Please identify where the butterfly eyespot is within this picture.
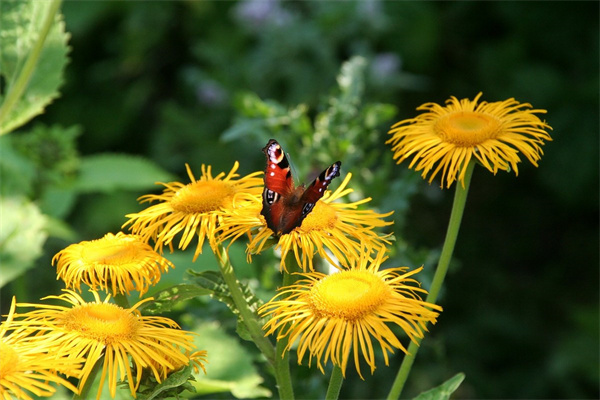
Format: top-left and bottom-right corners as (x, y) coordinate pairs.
(302, 202), (315, 216)
(263, 188), (279, 205)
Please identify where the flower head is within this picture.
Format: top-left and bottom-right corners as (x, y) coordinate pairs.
(123, 162), (263, 260)
(0, 298), (81, 400)
(219, 173), (393, 272)
(259, 251), (442, 378)
(16, 290), (204, 400)
(53, 232), (173, 297)
(387, 93), (552, 188)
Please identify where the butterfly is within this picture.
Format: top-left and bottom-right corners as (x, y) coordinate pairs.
(261, 139), (341, 236)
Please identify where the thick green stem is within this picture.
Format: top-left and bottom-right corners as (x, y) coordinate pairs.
(214, 246), (276, 365)
(0, 0), (62, 131)
(325, 365), (344, 400)
(387, 161), (475, 400)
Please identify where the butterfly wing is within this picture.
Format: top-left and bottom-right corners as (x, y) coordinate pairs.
(295, 161), (341, 225)
(261, 139), (295, 234)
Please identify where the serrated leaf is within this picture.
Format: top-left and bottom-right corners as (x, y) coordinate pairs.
(413, 373), (466, 400)
(73, 154), (175, 193)
(138, 365), (195, 400)
(0, 0), (70, 135)
(140, 284), (212, 315)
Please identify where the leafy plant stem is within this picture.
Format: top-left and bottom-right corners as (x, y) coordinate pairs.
(0, 0), (62, 131)
(386, 160), (475, 400)
(213, 246), (276, 365)
(273, 255), (299, 400)
(325, 365), (344, 400)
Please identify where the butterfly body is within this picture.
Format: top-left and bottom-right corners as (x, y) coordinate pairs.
(261, 139), (341, 236)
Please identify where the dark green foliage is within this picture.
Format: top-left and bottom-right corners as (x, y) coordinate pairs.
(1, 1), (597, 399)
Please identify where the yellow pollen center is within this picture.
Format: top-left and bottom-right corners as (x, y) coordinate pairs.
(0, 342), (18, 378)
(81, 240), (137, 265)
(299, 202), (337, 232)
(62, 303), (139, 345)
(435, 111), (501, 146)
(309, 270), (389, 321)
(170, 181), (235, 214)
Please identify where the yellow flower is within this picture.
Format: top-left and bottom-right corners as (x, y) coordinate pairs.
(219, 173), (393, 272)
(0, 298), (81, 400)
(148, 349), (208, 376)
(387, 93), (552, 188)
(123, 162), (263, 261)
(259, 250), (442, 378)
(16, 290), (204, 400)
(53, 232), (173, 297)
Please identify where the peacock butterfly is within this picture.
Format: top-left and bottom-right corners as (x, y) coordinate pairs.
(261, 139), (341, 236)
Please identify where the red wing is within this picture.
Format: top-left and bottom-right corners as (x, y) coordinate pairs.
(260, 139), (341, 236)
(301, 161), (341, 204)
(261, 139), (295, 234)
(263, 139), (294, 196)
(269, 162), (342, 236)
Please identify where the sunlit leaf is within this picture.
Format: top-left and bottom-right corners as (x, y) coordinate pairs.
(0, 197), (47, 287)
(0, 0), (70, 135)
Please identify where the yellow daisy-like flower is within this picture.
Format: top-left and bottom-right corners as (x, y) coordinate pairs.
(123, 162), (263, 261)
(259, 250), (442, 378)
(53, 232), (173, 297)
(219, 173), (393, 272)
(387, 92), (552, 188)
(0, 298), (81, 400)
(16, 290), (203, 400)
(148, 349), (208, 376)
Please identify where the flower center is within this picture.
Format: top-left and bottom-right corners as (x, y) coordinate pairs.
(170, 181), (235, 214)
(61, 303), (139, 345)
(299, 202), (337, 232)
(0, 342), (18, 378)
(435, 111), (501, 146)
(309, 270), (390, 321)
(81, 238), (138, 265)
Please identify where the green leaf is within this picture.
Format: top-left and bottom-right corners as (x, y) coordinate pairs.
(0, 0), (70, 135)
(192, 321), (271, 399)
(73, 154), (175, 193)
(187, 270), (266, 341)
(0, 197), (48, 287)
(140, 284), (212, 315)
(138, 364), (195, 400)
(413, 373), (466, 400)
(0, 136), (36, 197)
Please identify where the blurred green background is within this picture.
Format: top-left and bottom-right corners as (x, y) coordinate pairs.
(2, 1), (598, 399)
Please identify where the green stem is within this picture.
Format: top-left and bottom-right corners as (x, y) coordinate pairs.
(72, 355), (104, 400)
(325, 365), (344, 400)
(273, 256), (299, 400)
(214, 246), (277, 366)
(386, 161), (475, 400)
(0, 0), (62, 131)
